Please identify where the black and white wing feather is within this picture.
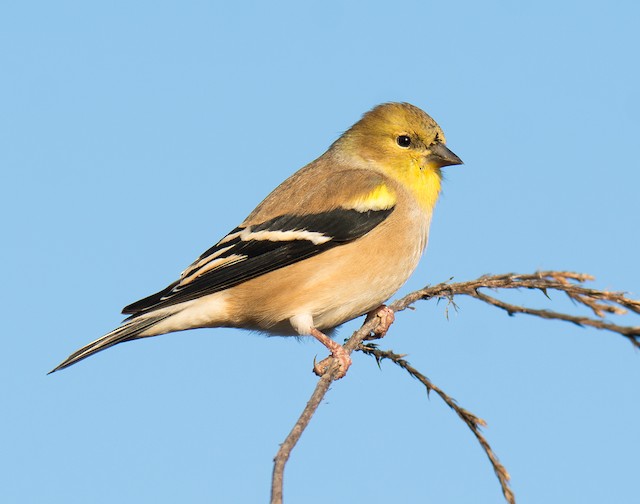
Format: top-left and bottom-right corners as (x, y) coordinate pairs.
(122, 207), (394, 316)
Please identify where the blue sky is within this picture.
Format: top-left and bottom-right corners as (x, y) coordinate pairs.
(3, 1), (639, 503)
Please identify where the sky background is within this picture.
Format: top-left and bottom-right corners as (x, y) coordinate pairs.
(3, 1), (639, 503)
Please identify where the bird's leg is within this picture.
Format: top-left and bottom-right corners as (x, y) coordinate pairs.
(311, 327), (352, 379)
(364, 305), (395, 340)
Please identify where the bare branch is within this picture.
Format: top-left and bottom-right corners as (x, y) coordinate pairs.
(270, 311), (386, 504)
(358, 344), (515, 504)
(391, 271), (640, 348)
(471, 290), (640, 342)
(270, 271), (640, 504)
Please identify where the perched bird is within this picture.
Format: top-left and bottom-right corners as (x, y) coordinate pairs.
(50, 102), (462, 378)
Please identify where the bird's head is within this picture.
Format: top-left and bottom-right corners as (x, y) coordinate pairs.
(333, 102), (462, 209)
(336, 102), (462, 173)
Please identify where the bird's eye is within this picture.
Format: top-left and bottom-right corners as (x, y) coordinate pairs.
(396, 135), (412, 148)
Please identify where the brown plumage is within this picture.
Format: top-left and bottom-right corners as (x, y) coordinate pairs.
(50, 102), (462, 377)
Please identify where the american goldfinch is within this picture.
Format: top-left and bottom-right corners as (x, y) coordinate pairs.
(50, 102), (462, 378)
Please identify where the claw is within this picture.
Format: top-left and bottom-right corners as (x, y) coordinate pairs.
(310, 327), (352, 379)
(364, 305), (395, 340)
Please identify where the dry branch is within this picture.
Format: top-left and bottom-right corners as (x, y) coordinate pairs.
(358, 344), (515, 504)
(395, 271), (640, 349)
(270, 271), (640, 504)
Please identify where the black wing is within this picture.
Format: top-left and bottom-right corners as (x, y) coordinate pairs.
(122, 207), (394, 316)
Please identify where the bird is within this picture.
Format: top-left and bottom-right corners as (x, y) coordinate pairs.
(50, 102), (462, 378)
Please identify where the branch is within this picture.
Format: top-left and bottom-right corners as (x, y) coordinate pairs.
(270, 312), (383, 504)
(270, 271), (640, 504)
(358, 344), (515, 504)
(397, 271), (640, 348)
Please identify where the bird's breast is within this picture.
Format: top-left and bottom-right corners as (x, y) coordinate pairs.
(222, 193), (432, 334)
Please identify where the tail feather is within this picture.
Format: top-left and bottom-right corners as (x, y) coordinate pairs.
(48, 312), (175, 374)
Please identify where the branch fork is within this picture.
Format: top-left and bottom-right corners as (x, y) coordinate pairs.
(270, 271), (640, 504)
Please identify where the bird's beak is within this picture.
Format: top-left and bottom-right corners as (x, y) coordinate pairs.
(426, 143), (463, 168)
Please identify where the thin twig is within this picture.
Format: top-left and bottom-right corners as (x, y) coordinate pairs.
(270, 271), (640, 503)
(358, 344), (515, 504)
(270, 312), (383, 504)
(396, 271), (640, 348)
(270, 373), (333, 504)
(471, 290), (640, 343)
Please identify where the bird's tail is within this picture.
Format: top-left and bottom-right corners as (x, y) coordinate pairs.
(48, 311), (176, 374)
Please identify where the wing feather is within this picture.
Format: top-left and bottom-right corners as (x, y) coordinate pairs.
(122, 207), (393, 315)
(122, 169), (398, 316)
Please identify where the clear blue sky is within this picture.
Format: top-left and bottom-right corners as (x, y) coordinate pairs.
(3, 1), (639, 503)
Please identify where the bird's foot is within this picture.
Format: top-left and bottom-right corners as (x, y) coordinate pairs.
(310, 327), (352, 379)
(364, 305), (395, 340)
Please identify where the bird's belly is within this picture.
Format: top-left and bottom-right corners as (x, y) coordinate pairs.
(224, 216), (428, 334)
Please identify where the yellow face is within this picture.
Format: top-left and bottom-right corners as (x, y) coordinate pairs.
(336, 102), (462, 210)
